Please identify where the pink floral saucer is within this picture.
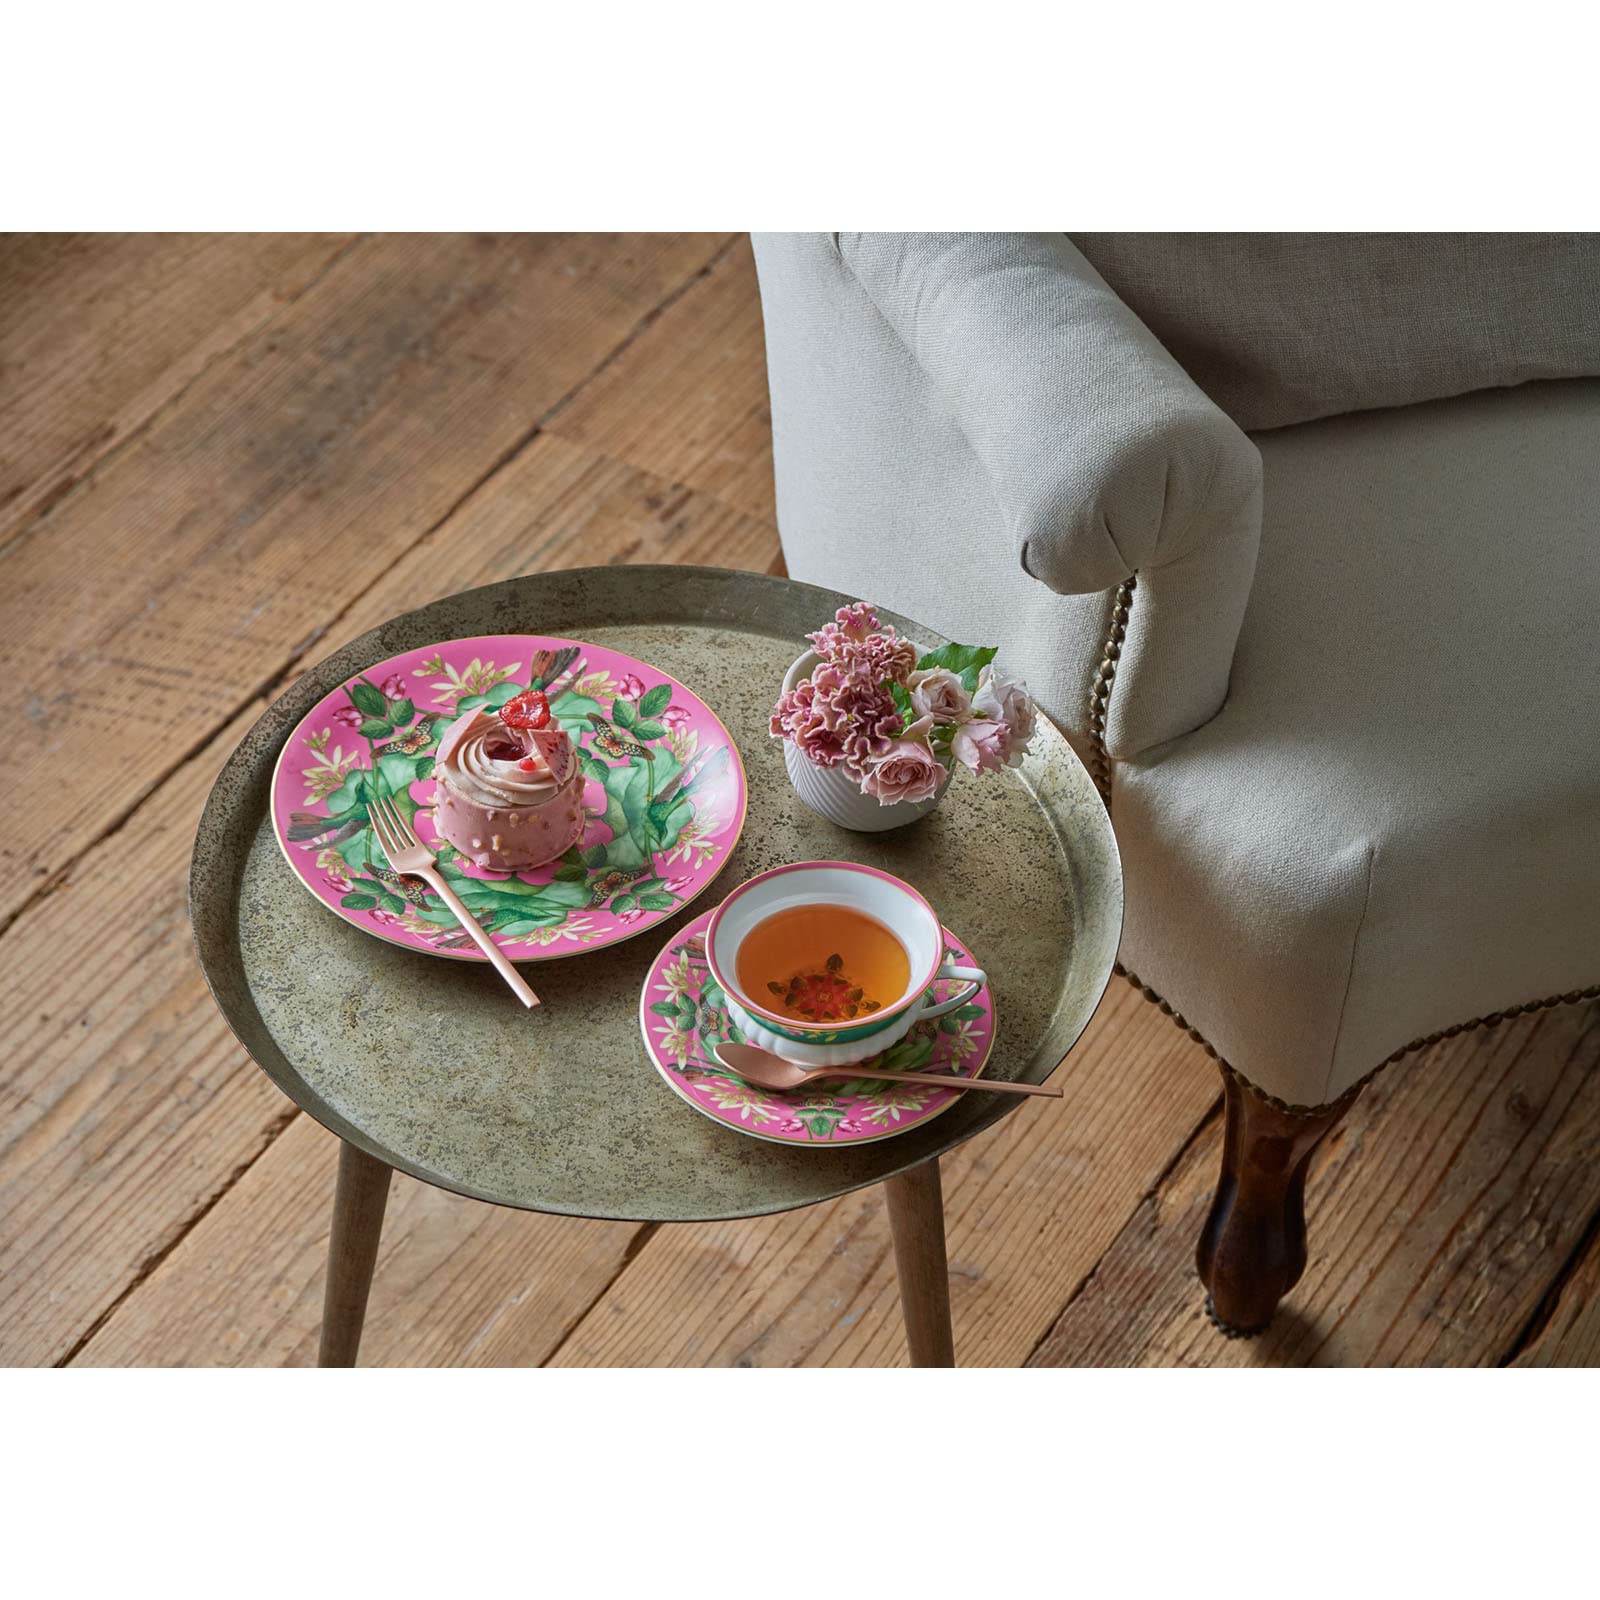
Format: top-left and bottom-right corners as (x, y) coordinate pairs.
(639, 906), (996, 1146)
(270, 635), (747, 961)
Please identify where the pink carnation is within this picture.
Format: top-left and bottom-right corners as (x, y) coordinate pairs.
(771, 659), (903, 775)
(807, 601), (917, 687)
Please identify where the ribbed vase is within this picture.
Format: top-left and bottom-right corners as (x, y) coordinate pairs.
(780, 650), (949, 834)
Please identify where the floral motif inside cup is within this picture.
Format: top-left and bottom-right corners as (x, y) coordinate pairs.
(705, 861), (986, 1066)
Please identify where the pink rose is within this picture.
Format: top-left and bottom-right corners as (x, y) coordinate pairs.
(908, 667), (971, 724)
(860, 716), (945, 806)
(971, 665), (1036, 767)
(616, 674), (645, 701)
(380, 673), (408, 699)
(951, 718), (1008, 774)
(660, 705), (693, 731)
(333, 706), (363, 729)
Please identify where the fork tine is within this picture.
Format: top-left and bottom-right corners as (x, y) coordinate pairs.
(387, 796), (418, 847)
(367, 793), (396, 857)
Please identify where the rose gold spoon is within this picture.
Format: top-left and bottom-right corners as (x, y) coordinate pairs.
(713, 1041), (1061, 1098)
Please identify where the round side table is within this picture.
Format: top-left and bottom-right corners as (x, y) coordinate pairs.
(190, 567), (1121, 1366)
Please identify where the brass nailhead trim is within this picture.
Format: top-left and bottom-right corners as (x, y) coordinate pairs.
(1116, 961), (1600, 1118)
(1087, 575), (1137, 807)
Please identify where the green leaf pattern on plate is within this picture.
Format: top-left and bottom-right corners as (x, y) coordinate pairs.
(300, 659), (721, 948)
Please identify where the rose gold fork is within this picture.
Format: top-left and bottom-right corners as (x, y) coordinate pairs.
(366, 791), (540, 1009)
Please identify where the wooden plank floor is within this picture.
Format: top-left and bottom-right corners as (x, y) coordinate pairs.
(3, 232), (1596, 1367)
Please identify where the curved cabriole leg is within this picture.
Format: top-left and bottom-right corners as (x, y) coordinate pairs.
(884, 1159), (956, 1367)
(1196, 1067), (1356, 1337)
(318, 1138), (394, 1367)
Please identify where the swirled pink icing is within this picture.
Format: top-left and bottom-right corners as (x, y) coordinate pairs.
(431, 708), (584, 870)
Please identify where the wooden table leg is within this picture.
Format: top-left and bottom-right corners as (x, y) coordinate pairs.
(884, 1158), (956, 1367)
(317, 1138), (393, 1368)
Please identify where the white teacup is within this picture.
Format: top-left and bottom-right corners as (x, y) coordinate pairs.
(705, 861), (986, 1068)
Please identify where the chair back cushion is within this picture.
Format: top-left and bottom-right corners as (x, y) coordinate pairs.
(1071, 233), (1600, 431)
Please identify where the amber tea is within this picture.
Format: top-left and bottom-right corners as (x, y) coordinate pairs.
(736, 902), (912, 1024)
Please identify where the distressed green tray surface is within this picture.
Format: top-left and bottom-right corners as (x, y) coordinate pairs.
(191, 567), (1122, 1222)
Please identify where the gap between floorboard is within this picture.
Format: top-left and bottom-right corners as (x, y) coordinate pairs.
(538, 1222), (661, 1368)
(58, 1106), (304, 1366)
(1022, 1088), (1225, 1367)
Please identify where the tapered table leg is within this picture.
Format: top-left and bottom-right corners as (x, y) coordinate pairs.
(318, 1138), (393, 1368)
(884, 1158), (956, 1367)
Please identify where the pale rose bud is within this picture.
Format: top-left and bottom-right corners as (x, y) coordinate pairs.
(617, 674), (645, 701)
(907, 666), (971, 724)
(951, 717), (1009, 775)
(971, 665), (1037, 767)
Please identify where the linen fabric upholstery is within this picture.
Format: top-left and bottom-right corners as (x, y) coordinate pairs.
(1072, 233), (1600, 432)
(1114, 379), (1600, 1104)
(751, 232), (1262, 759)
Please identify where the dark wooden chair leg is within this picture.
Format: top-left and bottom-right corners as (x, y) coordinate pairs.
(1196, 1066), (1356, 1336)
(318, 1138), (394, 1367)
(884, 1158), (956, 1367)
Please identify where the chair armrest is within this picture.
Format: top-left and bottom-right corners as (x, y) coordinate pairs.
(838, 232), (1260, 598)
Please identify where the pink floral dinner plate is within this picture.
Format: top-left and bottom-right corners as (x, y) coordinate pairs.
(271, 635), (747, 960)
(639, 907), (997, 1146)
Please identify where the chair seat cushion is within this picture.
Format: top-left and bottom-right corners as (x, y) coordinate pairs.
(1116, 379), (1600, 1105)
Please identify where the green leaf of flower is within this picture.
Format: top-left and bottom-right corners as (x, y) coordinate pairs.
(632, 719), (666, 741)
(457, 694), (489, 711)
(637, 892), (675, 910)
(360, 718), (394, 740)
(611, 695), (638, 730)
(582, 755), (611, 782)
(637, 683), (672, 719)
(650, 1001), (682, 1018)
(611, 892), (639, 913)
(915, 642), (998, 693)
(413, 756), (435, 781)
(388, 697), (415, 726)
(552, 863), (587, 882)
(582, 844), (609, 869)
(341, 893), (378, 910)
(486, 680), (527, 708)
(349, 681), (387, 717)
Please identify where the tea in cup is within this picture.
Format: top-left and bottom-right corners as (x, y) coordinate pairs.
(706, 861), (985, 1067)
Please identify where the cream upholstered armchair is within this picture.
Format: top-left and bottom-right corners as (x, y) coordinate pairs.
(751, 232), (1600, 1334)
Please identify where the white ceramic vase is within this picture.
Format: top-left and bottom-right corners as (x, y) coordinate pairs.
(779, 650), (950, 833)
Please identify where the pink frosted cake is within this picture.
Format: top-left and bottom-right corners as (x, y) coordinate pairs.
(431, 697), (585, 871)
